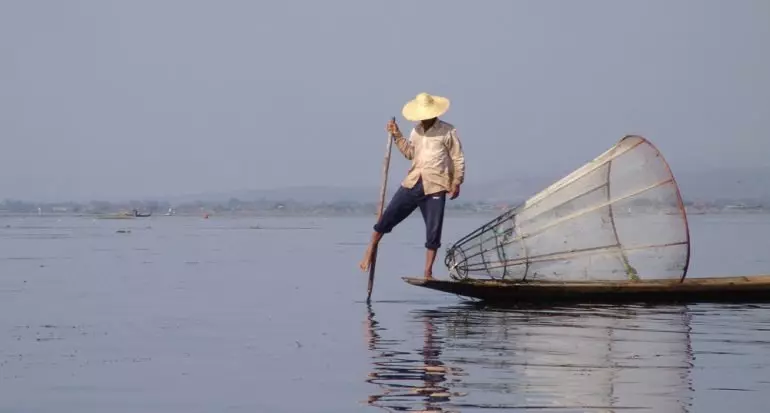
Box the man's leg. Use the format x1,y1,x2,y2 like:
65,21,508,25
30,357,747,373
359,185,419,272
418,191,447,279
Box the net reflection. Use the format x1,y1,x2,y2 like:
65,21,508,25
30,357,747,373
364,303,693,412
364,304,465,412
445,304,694,412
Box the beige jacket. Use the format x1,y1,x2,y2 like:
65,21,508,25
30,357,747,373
393,119,465,195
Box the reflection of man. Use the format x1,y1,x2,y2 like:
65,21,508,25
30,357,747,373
359,92,466,280
418,313,450,410
364,306,454,412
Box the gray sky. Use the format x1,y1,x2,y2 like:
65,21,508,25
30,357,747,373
2,0,768,202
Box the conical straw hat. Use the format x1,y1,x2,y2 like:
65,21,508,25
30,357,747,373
402,92,450,121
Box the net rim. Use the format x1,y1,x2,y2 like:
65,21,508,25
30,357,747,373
619,135,691,282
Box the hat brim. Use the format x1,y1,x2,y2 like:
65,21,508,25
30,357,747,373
402,96,450,121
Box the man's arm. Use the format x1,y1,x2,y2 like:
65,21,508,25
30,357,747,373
393,131,414,160
447,129,465,188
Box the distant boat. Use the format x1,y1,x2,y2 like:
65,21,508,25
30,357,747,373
164,207,176,216
132,209,152,218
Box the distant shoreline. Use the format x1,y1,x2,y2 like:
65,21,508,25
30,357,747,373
2,197,769,218
1,209,768,219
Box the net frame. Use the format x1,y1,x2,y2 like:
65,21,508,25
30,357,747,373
445,135,691,283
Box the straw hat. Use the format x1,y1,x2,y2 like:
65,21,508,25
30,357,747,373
401,92,450,121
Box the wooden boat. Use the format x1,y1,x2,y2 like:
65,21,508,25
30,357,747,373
402,136,769,305
403,275,770,304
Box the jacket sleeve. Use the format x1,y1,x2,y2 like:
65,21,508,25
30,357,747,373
393,132,414,160
446,129,465,187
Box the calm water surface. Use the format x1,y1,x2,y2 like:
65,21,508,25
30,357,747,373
1,213,769,412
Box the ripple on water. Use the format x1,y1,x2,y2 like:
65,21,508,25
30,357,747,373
362,302,770,412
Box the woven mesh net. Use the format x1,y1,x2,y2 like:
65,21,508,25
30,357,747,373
445,136,691,282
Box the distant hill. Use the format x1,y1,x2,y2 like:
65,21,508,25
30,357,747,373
166,185,376,204
673,166,770,203
163,166,770,206
469,166,770,204
164,172,556,206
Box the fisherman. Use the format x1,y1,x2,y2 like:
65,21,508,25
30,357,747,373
359,92,466,280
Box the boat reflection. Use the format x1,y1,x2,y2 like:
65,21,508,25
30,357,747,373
364,303,693,412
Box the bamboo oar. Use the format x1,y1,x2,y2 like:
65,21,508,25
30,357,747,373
366,117,395,302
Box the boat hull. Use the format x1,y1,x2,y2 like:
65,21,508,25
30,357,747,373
402,275,770,305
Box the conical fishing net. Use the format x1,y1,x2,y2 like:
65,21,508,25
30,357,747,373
445,135,691,282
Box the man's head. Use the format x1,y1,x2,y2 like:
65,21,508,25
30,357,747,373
420,117,438,130
402,92,449,123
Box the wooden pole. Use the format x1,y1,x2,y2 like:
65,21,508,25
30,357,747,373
366,117,395,302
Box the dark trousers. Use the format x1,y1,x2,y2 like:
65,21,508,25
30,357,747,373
373,178,447,250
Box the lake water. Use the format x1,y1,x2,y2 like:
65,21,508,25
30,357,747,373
1,213,769,412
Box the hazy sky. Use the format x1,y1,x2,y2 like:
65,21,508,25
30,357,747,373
2,0,768,202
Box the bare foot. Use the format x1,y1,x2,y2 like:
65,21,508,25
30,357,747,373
424,272,434,280
359,256,370,272
359,246,373,272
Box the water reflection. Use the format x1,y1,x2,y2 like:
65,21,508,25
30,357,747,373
365,303,695,412
365,304,466,412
